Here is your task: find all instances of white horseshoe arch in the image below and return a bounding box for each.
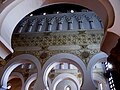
[24,73,37,90]
[42,53,95,90]
[50,73,80,90]
[24,73,51,90]
[93,73,109,90]
[0,54,42,90]
[87,52,108,73]
[87,52,108,87]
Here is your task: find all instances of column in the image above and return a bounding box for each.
[57,22,62,30]
[88,17,95,29]
[67,17,73,30]
[64,63,68,69]
[37,24,43,32]
[47,17,55,31]
[57,16,65,31]
[76,16,84,29]
[68,22,73,30]
[68,63,70,69]
[47,23,52,31]
[27,19,36,32]
[78,20,83,29]
[37,18,45,32]
[18,20,27,33]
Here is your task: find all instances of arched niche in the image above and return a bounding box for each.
[0,54,42,90]
[50,73,80,90]
[42,53,96,90]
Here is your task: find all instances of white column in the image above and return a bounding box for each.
[18,20,27,33]
[61,63,64,69]
[47,23,52,31]
[28,20,36,32]
[68,22,73,30]
[37,24,43,32]
[64,63,68,69]
[57,23,62,30]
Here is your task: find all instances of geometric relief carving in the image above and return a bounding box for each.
[12,30,104,65]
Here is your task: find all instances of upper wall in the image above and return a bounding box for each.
[0,0,116,59]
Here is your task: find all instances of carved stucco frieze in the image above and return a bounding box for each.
[12,30,104,66]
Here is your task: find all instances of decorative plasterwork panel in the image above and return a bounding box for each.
[12,30,104,66]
